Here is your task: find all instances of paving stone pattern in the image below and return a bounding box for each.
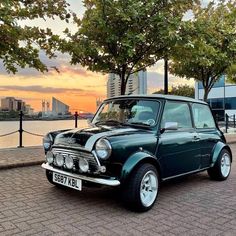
[0,145,235,235]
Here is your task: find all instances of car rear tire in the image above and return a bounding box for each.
[207,149,231,181]
[122,163,159,212]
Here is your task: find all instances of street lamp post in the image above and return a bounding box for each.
[164,58,168,95]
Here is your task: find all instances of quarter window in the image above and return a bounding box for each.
[161,102,192,129]
[192,104,216,129]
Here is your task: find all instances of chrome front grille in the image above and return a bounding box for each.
[52,148,99,173]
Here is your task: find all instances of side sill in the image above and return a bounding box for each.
[162,167,209,181]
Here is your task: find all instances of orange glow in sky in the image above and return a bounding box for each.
[0,66,107,113]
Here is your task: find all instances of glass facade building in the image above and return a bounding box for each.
[195,76,236,120]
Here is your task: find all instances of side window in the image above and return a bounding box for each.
[161,101,192,129]
[192,104,216,129]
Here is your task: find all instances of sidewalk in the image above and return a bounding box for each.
[0,134,235,170]
[0,146,44,169]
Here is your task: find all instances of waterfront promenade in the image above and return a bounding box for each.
[0,134,236,169]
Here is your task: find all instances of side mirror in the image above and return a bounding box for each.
[164,122,178,130]
[161,122,178,134]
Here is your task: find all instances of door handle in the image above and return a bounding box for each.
[193,136,200,141]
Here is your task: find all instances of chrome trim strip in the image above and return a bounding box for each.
[52,145,88,152]
[162,167,209,181]
[42,163,120,186]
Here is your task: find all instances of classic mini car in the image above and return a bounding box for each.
[42,95,232,211]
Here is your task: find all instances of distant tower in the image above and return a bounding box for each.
[42,100,46,115]
[46,101,50,113]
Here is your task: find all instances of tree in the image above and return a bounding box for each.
[170,0,236,101]
[153,84,195,98]
[61,0,198,95]
[0,0,69,73]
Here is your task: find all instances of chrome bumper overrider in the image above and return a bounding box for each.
[41,163,120,186]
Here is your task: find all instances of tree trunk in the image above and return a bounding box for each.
[120,73,126,95]
[203,88,209,102]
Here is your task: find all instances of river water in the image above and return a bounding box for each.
[0,120,89,148]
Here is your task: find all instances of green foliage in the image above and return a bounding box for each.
[226,64,236,84]
[0,0,69,73]
[153,84,195,98]
[170,0,236,101]
[0,110,19,120]
[61,0,197,95]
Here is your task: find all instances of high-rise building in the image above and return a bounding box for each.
[1,97,14,111]
[107,70,147,98]
[1,97,26,111]
[52,97,69,116]
[195,75,236,120]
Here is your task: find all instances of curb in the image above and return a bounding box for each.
[0,160,44,170]
[228,141,236,145]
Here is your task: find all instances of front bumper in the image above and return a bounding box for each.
[41,163,120,187]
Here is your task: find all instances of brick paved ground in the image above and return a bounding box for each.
[0,144,235,235]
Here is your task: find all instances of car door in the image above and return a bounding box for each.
[157,101,201,179]
[191,103,220,168]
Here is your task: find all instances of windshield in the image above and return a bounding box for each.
[92,99,160,127]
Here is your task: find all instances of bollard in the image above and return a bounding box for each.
[75,111,78,128]
[18,111,24,148]
[225,114,229,133]
[234,114,236,128]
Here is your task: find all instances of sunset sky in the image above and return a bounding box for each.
[0,0,196,113]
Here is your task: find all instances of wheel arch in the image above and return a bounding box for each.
[120,151,161,184]
[211,141,232,167]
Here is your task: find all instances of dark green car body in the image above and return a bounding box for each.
[42,95,232,185]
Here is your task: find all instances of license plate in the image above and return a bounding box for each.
[53,172,82,191]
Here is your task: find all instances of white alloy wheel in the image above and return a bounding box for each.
[220,153,231,178]
[140,170,158,207]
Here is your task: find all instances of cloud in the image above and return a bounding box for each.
[0,85,97,95]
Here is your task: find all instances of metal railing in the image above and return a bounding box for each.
[225,114,236,133]
[0,111,83,148]
[215,114,236,133]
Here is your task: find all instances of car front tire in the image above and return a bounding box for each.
[207,149,231,181]
[46,169,54,184]
[122,163,159,212]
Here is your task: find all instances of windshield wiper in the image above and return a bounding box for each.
[95,120,124,126]
[128,122,151,127]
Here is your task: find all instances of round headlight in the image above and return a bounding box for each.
[46,151,54,164]
[95,139,112,160]
[79,158,89,172]
[55,154,64,167]
[65,155,74,169]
